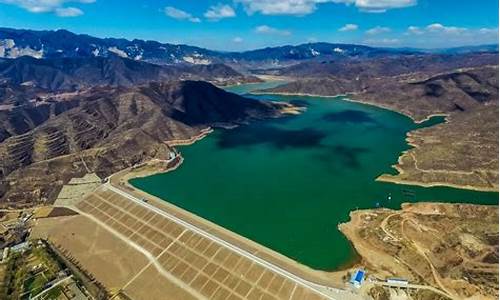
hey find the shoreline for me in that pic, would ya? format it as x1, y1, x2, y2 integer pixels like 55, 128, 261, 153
253, 90, 498, 192
119, 85, 496, 285
114, 158, 355, 288
378, 131, 499, 193
165, 127, 213, 147
251, 90, 419, 119
122, 128, 362, 281
251, 89, 451, 124
376, 174, 499, 192
338, 202, 499, 299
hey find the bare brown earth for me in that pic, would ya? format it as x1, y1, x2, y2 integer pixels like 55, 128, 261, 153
378, 104, 499, 191
31, 214, 150, 292
31, 171, 362, 300
0, 80, 292, 207
339, 202, 499, 300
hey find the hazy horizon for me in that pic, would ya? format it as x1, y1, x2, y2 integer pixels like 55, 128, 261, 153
0, 0, 498, 51
2, 26, 499, 54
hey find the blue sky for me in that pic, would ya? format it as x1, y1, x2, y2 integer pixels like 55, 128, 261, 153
0, 0, 498, 51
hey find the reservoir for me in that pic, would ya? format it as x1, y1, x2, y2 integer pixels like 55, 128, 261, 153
130, 82, 498, 271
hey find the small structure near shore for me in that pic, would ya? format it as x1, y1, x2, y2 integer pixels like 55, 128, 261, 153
350, 269, 365, 288
167, 151, 177, 162
386, 278, 409, 285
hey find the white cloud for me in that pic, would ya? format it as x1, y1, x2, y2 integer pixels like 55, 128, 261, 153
406, 23, 472, 36
0, 0, 94, 16
364, 38, 400, 45
55, 6, 83, 17
204, 4, 236, 20
339, 23, 358, 32
164, 6, 200, 22
400, 24, 498, 48
406, 25, 423, 35
365, 26, 391, 35
239, 0, 317, 15
255, 25, 291, 36
479, 27, 499, 35
235, 0, 416, 15
232, 37, 243, 43
426, 23, 466, 34
350, 0, 416, 12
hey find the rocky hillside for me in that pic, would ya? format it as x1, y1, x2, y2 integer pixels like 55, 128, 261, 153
0, 81, 289, 207
2, 28, 496, 70
257, 77, 364, 97
355, 66, 499, 121
263, 65, 498, 121
0, 55, 259, 91
262, 65, 499, 191
271, 52, 498, 79
0, 28, 414, 65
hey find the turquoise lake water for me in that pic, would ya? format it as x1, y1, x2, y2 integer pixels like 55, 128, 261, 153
131, 82, 498, 271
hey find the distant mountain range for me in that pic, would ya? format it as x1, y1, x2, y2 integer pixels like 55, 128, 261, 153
0, 55, 259, 91
264, 65, 499, 120
1, 28, 497, 69
270, 52, 498, 79
0, 27, 498, 205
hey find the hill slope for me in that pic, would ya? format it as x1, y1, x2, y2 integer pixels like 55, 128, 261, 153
261, 66, 499, 191
0, 55, 258, 91
0, 81, 290, 206
271, 52, 498, 79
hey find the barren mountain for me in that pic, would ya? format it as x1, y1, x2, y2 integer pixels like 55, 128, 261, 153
0, 81, 290, 207
354, 65, 499, 121
271, 52, 498, 79
261, 65, 499, 191
3, 28, 496, 71
0, 55, 259, 91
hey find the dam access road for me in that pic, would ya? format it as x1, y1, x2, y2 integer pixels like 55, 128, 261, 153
34, 165, 366, 300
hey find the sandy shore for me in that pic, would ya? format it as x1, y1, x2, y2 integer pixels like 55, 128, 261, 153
376, 174, 499, 192
165, 127, 213, 147
376, 130, 498, 192
254, 75, 295, 82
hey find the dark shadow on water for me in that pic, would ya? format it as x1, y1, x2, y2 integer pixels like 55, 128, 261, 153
322, 109, 377, 124
313, 145, 370, 170
289, 99, 310, 107
217, 125, 327, 149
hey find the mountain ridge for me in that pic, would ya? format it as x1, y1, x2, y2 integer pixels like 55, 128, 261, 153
0, 80, 290, 206
2, 27, 497, 69
0, 55, 260, 91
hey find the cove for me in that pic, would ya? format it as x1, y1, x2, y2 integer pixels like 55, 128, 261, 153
130, 82, 498, 271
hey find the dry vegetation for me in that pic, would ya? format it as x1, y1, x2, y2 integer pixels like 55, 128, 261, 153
378, 104, 498, 191
340, 203, 499, 300
262, 66, 499, 191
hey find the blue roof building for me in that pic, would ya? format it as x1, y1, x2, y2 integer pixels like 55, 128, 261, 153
350, 269, 365, 288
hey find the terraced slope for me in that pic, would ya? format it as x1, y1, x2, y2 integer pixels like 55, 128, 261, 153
0, 81, 289, 207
